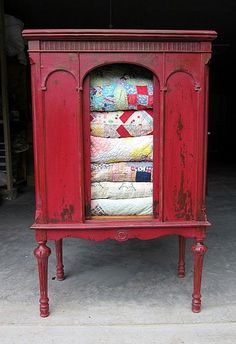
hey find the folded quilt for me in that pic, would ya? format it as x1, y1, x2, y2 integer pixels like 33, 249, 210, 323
90, 65, 153, 112
91, 197, 153, 216
91, 135, 153, 163
91, 182, 153, 199
91, 162, 153, 182
90, 110, 153, 138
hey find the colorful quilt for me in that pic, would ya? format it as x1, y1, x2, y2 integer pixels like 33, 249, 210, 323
91, 135, 153, 163
90, 65, 153, 112
91, 197, 153, 216
90, 110, 153, 138
91, 182, 153, 199
91, 162, 153, 182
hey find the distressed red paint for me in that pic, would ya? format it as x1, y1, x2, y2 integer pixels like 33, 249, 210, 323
23, 29, 217, 317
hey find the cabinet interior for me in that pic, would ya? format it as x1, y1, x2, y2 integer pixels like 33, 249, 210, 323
83, 63, 159, 219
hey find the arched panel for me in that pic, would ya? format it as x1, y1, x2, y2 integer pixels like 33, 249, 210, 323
163, 71, 198, 221
42, 69, 77, 89
79, 53, 162, 88
44, 70, 83, 222
40, 52, 79, 90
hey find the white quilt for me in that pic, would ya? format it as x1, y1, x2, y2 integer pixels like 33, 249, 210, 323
91, 135, 153, 163
91, 182, 153, 199
91, 197, 153, 216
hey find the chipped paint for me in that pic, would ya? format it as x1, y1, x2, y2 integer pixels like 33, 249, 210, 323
177, 114, 184, 141
48, 218, 59, 224
85, 204, 91, 218
180, 147, 185, 167
174, 171, 193, 220
153, 199, 159, 217
178, 172, 186, 210
61, 204, 74, 222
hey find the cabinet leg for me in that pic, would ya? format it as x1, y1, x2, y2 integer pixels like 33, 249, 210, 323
178, 236, 186, 278
191, 241, 208, 313
34, 241, 51, 317
55, 239, 65, 281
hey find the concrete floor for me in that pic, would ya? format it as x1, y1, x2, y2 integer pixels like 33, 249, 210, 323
0, 163, 236, 343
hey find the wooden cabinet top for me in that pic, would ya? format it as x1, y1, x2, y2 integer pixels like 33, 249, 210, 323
23, 29, 217, 41
23, 29, 217, 54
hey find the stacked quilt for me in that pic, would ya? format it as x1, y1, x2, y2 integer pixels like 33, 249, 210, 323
90, 110, 153, 138
91, 162, 153, 182
91, 182, 153, 199
90, 64, 153, 112
91, 135, 153, 163
90, 65, 154, 216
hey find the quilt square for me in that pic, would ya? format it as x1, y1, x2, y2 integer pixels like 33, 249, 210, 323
138, 94, 148, 106
127, 94, 137, 106
136, 85, 148, 95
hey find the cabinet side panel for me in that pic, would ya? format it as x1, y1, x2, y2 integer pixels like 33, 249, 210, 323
44, 70, 82, 222
164, 72, 197, 221
28, 51, 47, 223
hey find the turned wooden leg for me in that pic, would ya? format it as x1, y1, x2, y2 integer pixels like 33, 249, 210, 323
178, 236, 186, 278
34, 241, 51, 317
191, 241, 208, 313
55, 239, 65, 281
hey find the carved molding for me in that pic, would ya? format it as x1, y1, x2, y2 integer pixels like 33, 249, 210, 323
115, 230, 129, 242
34, 241, 51, 258
29, 56, 35, 65
191, 242, 208, 255
40, 68, 78, 90
204, 53, 212, 65
194, 82, 201, 92
37, 41, 208, 53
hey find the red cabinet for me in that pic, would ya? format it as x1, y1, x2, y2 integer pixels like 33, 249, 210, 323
23, 29, 217, 317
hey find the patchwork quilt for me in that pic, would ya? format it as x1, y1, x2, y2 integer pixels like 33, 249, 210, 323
91, 197, 153, 216
91, 162, 153, 182
91, 135, 153, 163
90, 65, 153, 112
90, 110, 153, 138
91, 182, 153, 199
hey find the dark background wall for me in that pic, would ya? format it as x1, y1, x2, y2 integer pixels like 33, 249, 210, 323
5, 0, 236, 163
